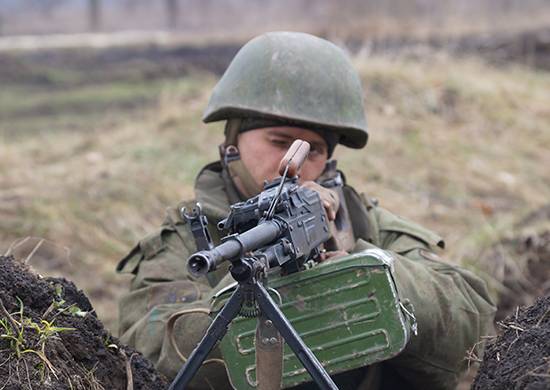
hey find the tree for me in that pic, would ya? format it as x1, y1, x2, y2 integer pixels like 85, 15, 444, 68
31, 0, 68, 17
89, 0, 101, 32
166, 0, 179, 30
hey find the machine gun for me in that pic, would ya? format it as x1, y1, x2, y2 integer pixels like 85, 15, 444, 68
187, 169, 330, 277
169, 140, 339, 390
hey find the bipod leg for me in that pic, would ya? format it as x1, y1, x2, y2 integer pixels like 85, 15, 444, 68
255, 282, 338, 390
169, 285, 244, 390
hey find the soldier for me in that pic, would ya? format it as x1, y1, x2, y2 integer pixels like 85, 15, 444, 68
117, 32, 495, 389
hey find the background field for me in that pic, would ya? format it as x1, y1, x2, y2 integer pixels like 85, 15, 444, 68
2, 0, 550, 41
2, 44, 549, 328
1, 1, 550, 387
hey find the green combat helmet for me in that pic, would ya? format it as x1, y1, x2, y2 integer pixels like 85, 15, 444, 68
203, 31, 369, 149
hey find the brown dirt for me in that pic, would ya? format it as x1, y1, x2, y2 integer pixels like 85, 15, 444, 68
472, 295, 550, 390
481, 205, 550, 322
342, 26, 550, 70
2, 26, 548, 91
0, 43, 240, 87
493, 231, 550, 321
0, 255, 168, 390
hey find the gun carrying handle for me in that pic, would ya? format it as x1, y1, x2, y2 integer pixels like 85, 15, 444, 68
278, 140, 311, 178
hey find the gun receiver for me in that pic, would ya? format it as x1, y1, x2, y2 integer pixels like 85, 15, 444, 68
187, 176, 330, 277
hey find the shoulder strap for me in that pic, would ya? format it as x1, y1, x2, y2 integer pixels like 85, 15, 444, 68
220, 118, 262, 198
343, 185, 379, 246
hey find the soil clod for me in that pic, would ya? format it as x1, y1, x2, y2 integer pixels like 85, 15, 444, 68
0, 255, 168, 389
480, 205, 550, 321
473, 295, 550, 390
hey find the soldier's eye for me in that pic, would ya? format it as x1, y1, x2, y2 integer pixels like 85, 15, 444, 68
270, 138, 290, 148
309, 145, 327, 159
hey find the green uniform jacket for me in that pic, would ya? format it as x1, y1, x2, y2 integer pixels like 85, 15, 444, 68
117, 162, 495, 390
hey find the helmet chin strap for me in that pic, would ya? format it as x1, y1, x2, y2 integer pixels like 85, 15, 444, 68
219, 118, 263, 199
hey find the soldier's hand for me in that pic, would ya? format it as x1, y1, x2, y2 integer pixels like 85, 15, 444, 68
301, 181, 339, 221
320, 250, 349, 262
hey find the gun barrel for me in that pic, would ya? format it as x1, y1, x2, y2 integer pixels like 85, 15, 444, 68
187, 220, 283, 277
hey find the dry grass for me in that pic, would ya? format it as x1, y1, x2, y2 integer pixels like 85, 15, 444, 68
345, 54, 550, 251
0, 69, 220, 332
1, 50, 549, 334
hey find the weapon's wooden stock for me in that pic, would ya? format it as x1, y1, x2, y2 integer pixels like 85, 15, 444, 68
278, 140, 310, 177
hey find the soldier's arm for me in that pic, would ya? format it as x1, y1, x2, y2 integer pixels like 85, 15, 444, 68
116, 205, 232, 388
355, 205, 496, 389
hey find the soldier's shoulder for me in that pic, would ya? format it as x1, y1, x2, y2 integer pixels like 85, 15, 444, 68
162, 199, 197, 227
374, 205, 445, 253
116, 199, 197, 275
344, 183, 445, 253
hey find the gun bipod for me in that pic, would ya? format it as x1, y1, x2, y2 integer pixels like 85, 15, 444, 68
168, 256, 338, 390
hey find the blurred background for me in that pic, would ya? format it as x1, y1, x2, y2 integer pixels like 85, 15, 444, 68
1, 0, 550, 39
1, 1, 549, 385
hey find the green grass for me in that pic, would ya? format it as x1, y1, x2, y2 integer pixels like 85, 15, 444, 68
1, 51, 549, 334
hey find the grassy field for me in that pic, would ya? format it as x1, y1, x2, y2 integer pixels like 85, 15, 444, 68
1, 47, 549, 341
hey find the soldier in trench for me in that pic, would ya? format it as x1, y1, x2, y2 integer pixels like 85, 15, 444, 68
116, 32, 495, 390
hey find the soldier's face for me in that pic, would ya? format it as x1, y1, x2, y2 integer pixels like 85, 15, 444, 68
238, 127, 329, 186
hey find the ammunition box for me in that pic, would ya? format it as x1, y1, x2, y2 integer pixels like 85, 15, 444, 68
211, 249, 414, 389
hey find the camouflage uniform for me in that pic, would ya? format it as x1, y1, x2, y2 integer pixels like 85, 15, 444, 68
117, 161, 496, 390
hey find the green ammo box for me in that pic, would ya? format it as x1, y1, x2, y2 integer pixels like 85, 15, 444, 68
210, 249, 415, 389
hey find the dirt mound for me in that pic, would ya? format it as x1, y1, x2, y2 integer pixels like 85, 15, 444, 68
473, 295, 550, 390
494, 230, 550, 321
480, 205, 550, 321
0, 255, 168, 390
